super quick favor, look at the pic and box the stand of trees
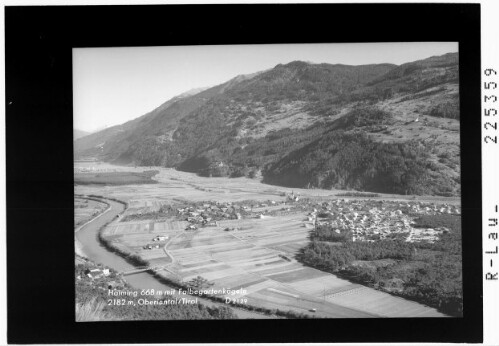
[107,103,458,197]
[297,214,462,316]
[264,128,437,195]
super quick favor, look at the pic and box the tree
[186,276,213,290]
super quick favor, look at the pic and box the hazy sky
[73,42,458,133]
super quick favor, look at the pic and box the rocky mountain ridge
[75,53,460,196]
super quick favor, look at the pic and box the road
[75,197,274,319]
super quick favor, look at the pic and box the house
[84,268,109,279]
[153,235,168,241]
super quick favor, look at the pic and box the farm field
[75,163,459,210]
[74,170,159,185]
[74,197,108,227]
[77,162,454,318]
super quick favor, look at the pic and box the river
[75,198,270,319]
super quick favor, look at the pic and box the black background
[5,3,482,344]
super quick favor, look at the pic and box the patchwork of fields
[74,197,108,227]
[77,163,455,318]
[101,210,445,318]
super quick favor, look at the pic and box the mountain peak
[75,52,459,197]
[280,60,310,69]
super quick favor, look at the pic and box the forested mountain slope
[74,53,460,196]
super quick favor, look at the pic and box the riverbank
[75,195,277,319]
[75,163,453,318]
[95,200,310,319]
[74,195,111,258]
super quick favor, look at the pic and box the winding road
[75,197,274,319]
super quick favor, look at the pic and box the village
[74,162,460,318]
[132,191,460,252]
[306,199,460,243]
[130,197,290,235]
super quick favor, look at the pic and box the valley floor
[75,162,458,318]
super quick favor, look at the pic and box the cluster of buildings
[76,263,126,290]
[286,192,300,202]
[143,235,169,249]
[74,166,117,173]
[176,202,242,223]
[75,267,111,280]
[308,199,460,243]
[174,200,284,230]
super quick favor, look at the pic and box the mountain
[176,86,210,98]
[74,53,460,196]
[74,129,90,140]
[74,85,222,160]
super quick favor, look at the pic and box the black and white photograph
[5,2,486,344]
[73,43,463,321]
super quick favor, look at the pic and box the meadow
[76,163,457,318]
[74,197,108,227]
[74,170,159,185]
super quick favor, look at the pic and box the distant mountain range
[74,129,90,140]
[74,53,460,196]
